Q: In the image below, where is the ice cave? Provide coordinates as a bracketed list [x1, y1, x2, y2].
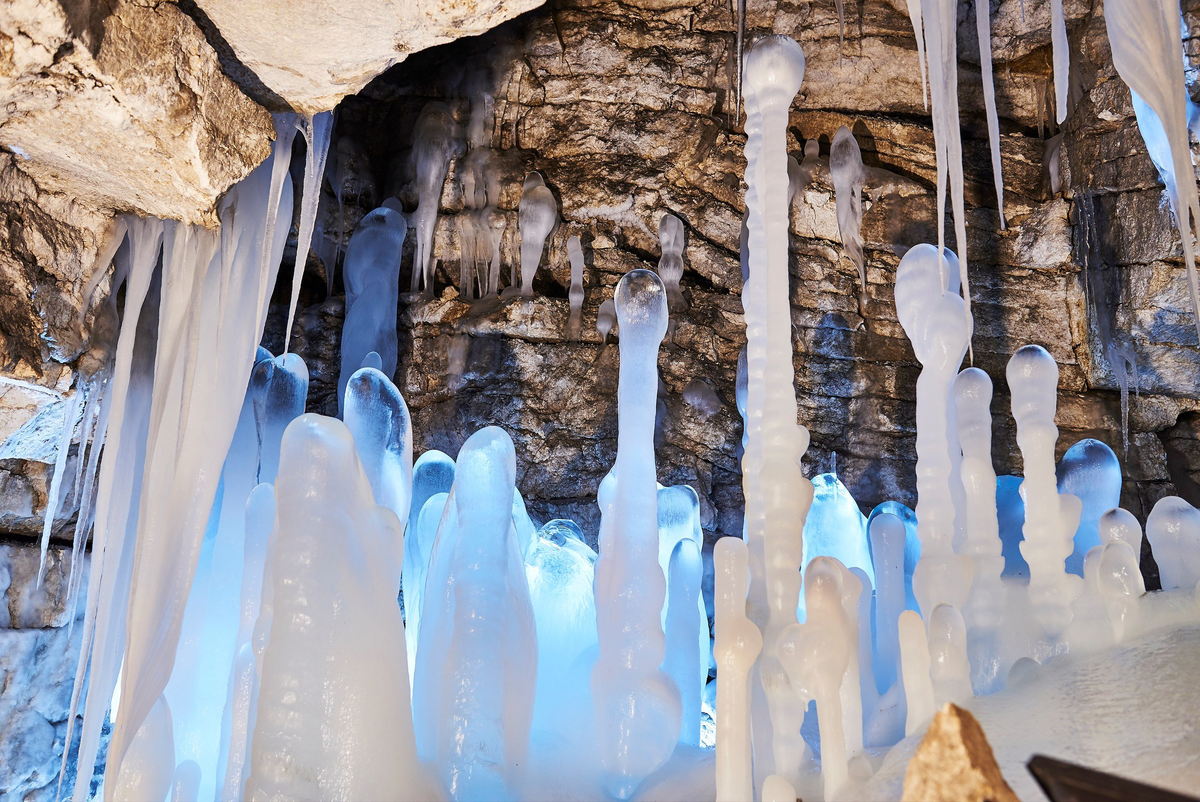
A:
[1, 0, 1200, 800]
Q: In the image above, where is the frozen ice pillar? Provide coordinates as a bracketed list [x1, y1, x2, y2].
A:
[245, 414, 427, 801]
[344, 366, 414, 526]
[1146, 496, 1200, 590]
[1056, 438, 1122, 576]
[592, 268, 680, 799]
[518, 172, 557, 297]
[714, 536, 761, 802]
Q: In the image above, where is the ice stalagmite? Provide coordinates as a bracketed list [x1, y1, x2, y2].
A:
[1146, 496, 1200, 590]
[250, 353, 309, 485]
[415, 427, 536, 801]
[714, 536, 761, 802]
[663, 537, 704, 746]
[975, 0, 1006, 226]
[1104, 0, 1200, 338]
[518, 172, 558, 297]
[592, 269, 680, 799]
[337, 207, 407, 416]
[597, 299, 616, 345]
[898, 609, 935, 734]
[800, 473, 874, 588]
[403, 450, 455, 680]
[284, 112, 334, 354]
[1056, 439, 1122, 575]
[896, 245, 973, 615]
[567, 235, 586, 339]
[829, 126, 868, 316]
[870, 512, 907, 695]
[740, 35, 810, 788]
[927, 603, 972, 706]
[245, 415, 427, 801]
[111, 694, 175, 801]
[345, 367, 413, 525]
[1008, 345, 1082, 638]
[658, 212, 687, 312]
[1099, 507, 1143, 556]
[410, 102, 464, 297]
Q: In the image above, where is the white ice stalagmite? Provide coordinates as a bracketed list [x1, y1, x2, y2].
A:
[1097, 540, 1145, 641]
[246, 414, 427, 801]
[410, 102, 464, 297]
[111, 694, 175, 802]
[713, 536, 761, 802]
[567, 235, 586, 339]
[829, 125, 868, 316]
[1099, 507, 1143, 556]
[740, 35, 810, 787]
[870, 512, 907, 695]
[975, 0, 1006, 227]
[597, 298, 616, 346]
[518, 172, 558, 297]
[1146, 496, 1200, 590]
[414, 427, 536, 801]
[896, 245, 973, 615]
[898, 609, 935, 735]
[777, 557, 853, 801]
[1104, 0, 1200, 338]
[663, 537, 704, 746]
[1008, 344, 1083, 639]
[1056, 438, 1122, 575]
[250, 353, 309, 486]
[403, 451, 456, 680]
[284, 111, 334, 355]
[170, 760, 200, 802]
[592, 269, 680, 798]
[658, 212, 687, 312]
[336, 206, 407, 416]
[344, 367, 413, 525]
[927, 603, 973, 707]
[836, 563, 868, 763]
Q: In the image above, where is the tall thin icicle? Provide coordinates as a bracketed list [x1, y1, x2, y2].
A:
[284, 111, 334, 355]
[976, 0, 1006, 228]
[905, 0, 929, 111]
[37, 389, 82, 584]
[1051, 0, 1069, 124]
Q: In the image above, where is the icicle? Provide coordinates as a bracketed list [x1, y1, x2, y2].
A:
[410, 102, 464, 297]
[37, 388, 82, 585]
[1051, 0, 1069, 124]
[976, 0, 1007, 228]
[904, 0, 929, 111]
[517, 172, 558, 298]
[829, 126, 868, 316]
[283, 111, 334, 355]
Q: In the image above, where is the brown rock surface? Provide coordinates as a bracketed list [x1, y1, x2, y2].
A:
[902, 702, 1019, 802]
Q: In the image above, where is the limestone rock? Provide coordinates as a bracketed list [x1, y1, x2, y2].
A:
[0, 0, 273, 225]
[190, 0, 547, 113]
[902, 703, 1019, 802]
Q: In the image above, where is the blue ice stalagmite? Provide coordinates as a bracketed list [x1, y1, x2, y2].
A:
[664, 537, 704, 746]
[344, 367, 413, 526]
[403, 451, 455, 681]
[829, 126, 868, 316]
[336, 207, 407, 416]
[250, 353, 310, 485]
[246, 414, 428, 801]
[869, 512, 906, 696]
[413, 427, 536, 801]
[1056, 438, 1122, 576]
[410, 102, 464, 297]
[800, 473, 874, 596]
[868, 500, 921, 612]
[170, 760, 200, 802]
[592, 269, 680, 799]
[518, 172, 558, 298]
[1146, 496, 1200, 590]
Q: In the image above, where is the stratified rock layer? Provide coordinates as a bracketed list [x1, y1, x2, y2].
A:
[901, 703, 1019, 802]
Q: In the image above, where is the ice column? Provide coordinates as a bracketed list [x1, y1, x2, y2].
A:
[344, 367, 413, 527]
[1146, 496, 1200, 590]
[567, 235, 586, 339]
[663, 537, 704, 746]
[1008, 345, 1083, 637]
[740, 34, 811, 784]
[517, 172, 557, 297]
[714, 537, 761, 802]
[829, 125, 868, 316]
[896, 245, 973, 614]
[869, 512, 907, 694]
[898, 609, 935, 735]
[1057, 439, 1122, 575]
[337, 207, 407, 416]
[403, 450, 455, 678]
[658, 213, 687, 312]
[591, 269, 680, 799]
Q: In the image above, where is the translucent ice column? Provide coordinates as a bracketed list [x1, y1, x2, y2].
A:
[740, 34, 810, 784]
[403, 450, 455, 678]
[1008, 345, 1083, 637]
[337, 207, 407, 416]
[869, 512, 907, 694]
[1056, 438, 1122, 575]
[896, 245, 973, 614]
[344, 367, 413, 527]
[657, 212, 687, 312]
[518, 172, 558, 297]
[663, 537, 704, 746]
[414, 427, 536, 801]
[1099, 507, 1143, 556]
[1146, 496, 1200, 590]
[714, 537, 761, 802]
[245, 414, 426, 801]
[591, 269, 680, 799]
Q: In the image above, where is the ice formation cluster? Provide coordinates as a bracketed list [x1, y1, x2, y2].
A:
[33, 12, 1200, 802]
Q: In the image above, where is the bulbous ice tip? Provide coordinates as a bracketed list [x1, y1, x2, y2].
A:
[743, 35, 806, 106]
[1006, 344, 1058, 406]
[523, 171, 546, 191]
[614, 268, 668, 341]
[1099, 507, 1142, 547]
[279, 413, 358, 479]
[869, 511, 906, 545]
[954, 366, 992, 407]
[803, 555, 844, 608]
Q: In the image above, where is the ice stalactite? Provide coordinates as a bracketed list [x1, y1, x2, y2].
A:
[740, 35, 810, 792]
[37, 385, 82, 584]
[597, 298, 616, 346]
[410, 102, 465, 297]
[797, 139, 822, 192]
[976, 0, 1006, 227]
[713, 536, 760, 802]
[1146, 496, 1200, 590]
[918, 0, 973, 330]
[1104, 0, 1200, 339]
[336, 206, 407, 416]
[111, 694, 175, 802]
[1056, 439, 1122, 576]
[414, 427, 536, 801]
[403, 450, 456, 682]
[830, 126, 868, 317]
[245, 415, 428, 801]
[284, 112, 333, 355]
[567, 235, 586, 338]
[904, 0, 929, 110]
[517, 172, 558, 298]
[895, 245, 973, 615]
[658, 212, 687, 312]
[1008, 345, 1082, 639]
[344, 367, 413, 524]
[591, 269, 679, 799]
[1051, 0, 1069, 124]
[460, 80, 501, 301]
